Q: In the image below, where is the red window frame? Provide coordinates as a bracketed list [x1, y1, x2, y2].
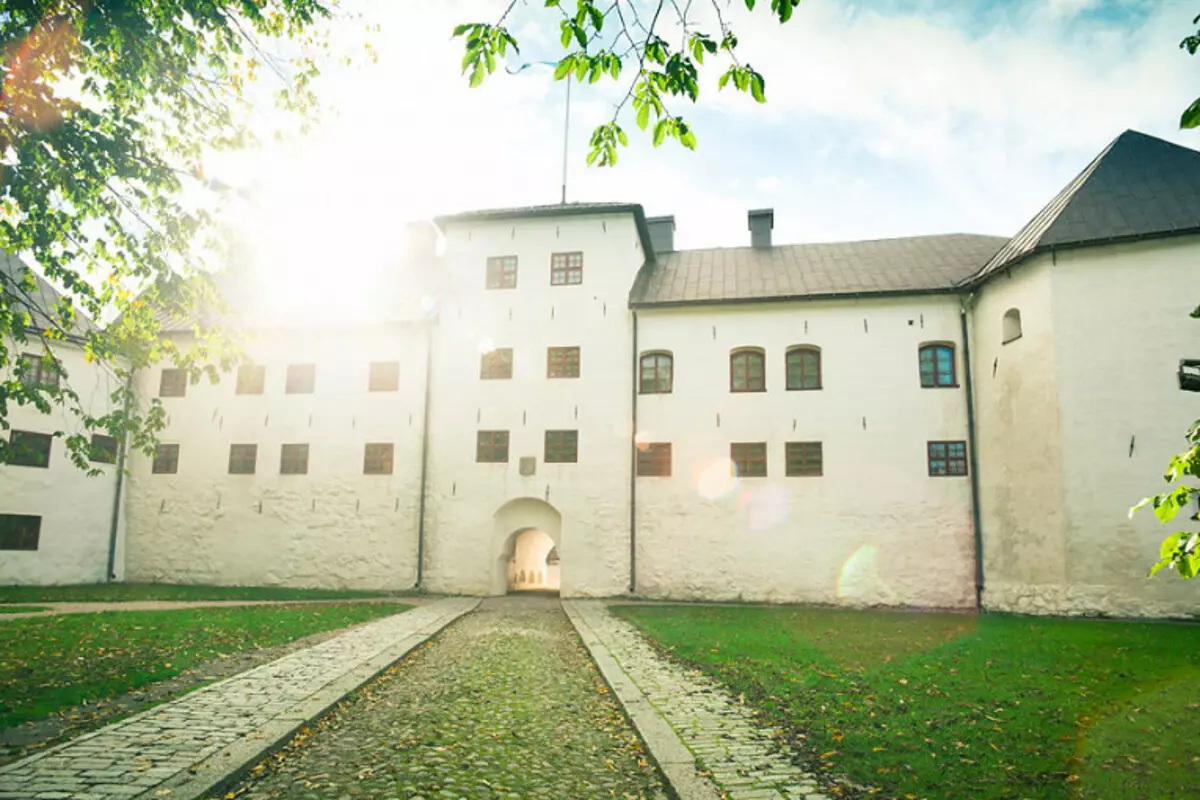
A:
[481, 348, 514, 380]
[785, 441, 823, 476]
[550, 251, 583, 285]
[731, 442, 767, 477]
[486, 256, 518, 289]
[919, 344, 957, 388]
[476, 430, 510, 463]
[228, 444, 257, 475]
[545, 430, 578, 463]
[786, 347, 822, 390]
[363, 443, 394, 475]
[927, 440, 968, 476]
[636, 443, 672, 476]
[547, 346, 580, 379]
[730, 349, 766, 392]
[639, 352, 673, 394]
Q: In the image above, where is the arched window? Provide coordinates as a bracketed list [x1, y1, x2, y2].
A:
[786, 346, 822, 390]
[730, 348, 766, 392]
[639, 351, 673, 394]
[1003, 308, 1023, 344]
[918, 343, 957, 388]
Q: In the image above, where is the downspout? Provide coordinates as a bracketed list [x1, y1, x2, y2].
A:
[105, 372, 133, 582]
[959, 295, 985, 610]
[415, 319, 434, 591]
[629, 309, 639, 594]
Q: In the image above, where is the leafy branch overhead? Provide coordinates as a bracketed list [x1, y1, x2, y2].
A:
[454, 0, 799, 166]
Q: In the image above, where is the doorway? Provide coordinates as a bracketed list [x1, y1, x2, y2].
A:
[506, 528, 561, 593]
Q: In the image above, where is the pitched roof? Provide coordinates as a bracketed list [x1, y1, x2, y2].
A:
[0, 252, 96, 338]
[970, 130, 1200, 281]
[630, 233, 1007, 307]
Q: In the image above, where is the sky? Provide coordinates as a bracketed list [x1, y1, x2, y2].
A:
[209, 0, 1200, 264]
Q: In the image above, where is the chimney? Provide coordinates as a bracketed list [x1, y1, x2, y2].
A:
[748, 208, 774, 249]
[646, 215, 676, 254]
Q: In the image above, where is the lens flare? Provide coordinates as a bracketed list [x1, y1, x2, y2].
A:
[695, 458, 737, 500]
[737, 484, 789, 531]
[478, 338, 495, 354]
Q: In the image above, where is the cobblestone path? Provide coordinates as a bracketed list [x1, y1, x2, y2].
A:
[223, 595, 665, 800]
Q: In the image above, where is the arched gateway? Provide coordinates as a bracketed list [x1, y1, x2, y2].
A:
[493, 498, 562, 595]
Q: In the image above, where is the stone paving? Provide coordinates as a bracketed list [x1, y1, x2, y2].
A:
[566, 600, 836, 800]
[221, 595, 666, 799]
[0, 597, 476, 800]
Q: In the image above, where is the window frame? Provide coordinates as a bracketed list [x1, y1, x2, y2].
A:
[228, 444, 258, 475]
[0, 514, 40, 551]
[1002, 308, 1023, 345]
[730, 348, 766, 393]
[918, 343, 957, 388]
[368, 361, 400, 392]
[730, 442, 768, 478]
[152, 443, 180, 475]
[285, 364, 316, 395]
[159, 368, 187, 398]
[544, 430, 579, 464]
[480, 348, 514, 380]
[550, 251, 584, 286]
[7, 430, 52, 468]
[639, 351, 673, 394]
[19, 352, 60, 390]
[280, 443, 309, 475]
[236, 364, 266, 395]
[927, 440, 968, 477]
[89, 434, 119, 465]
[486, 255, 519, 289]
[476, 430, 510, 463]
[785, 441, 823, 477]
[785, 346, 822, 391]
[363, 443, 395, 475]
[636, 442, 672, 476]
[547, 346, 581, 379]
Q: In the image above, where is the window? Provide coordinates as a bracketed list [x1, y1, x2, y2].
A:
[90, 434, 119, 465]
[486, 256, 518, 289]
[363, 443, 394, 475]
[19, 352, 59, 390]
[476, 430, 510, 463]
[7, 431, 51, 468]
[547, 346, 580, 379]
[918, 344, 956, 388]
[928, 441, 968, 476]
[731, 442, 767, 477]
[730, 348, 766, 392]
[550, 251, 583, 285]
[1003, 309, 1023, 344]
[637, 443, 672, 476]
[481, 348, 514, 380]
[236, 365, 265, 395]
[228, 444, 257, 475]
[280, 444, 309, 475]
[159, 368, 187, 397]
[786, 346, 822, 391]
[152, 443, 179, 474]
[639, 352, 673, 394]
[786, 442, 823, 477]
[0, 514, 40, 551]
[369, 361, 400, 392]
[545, 430, 578, 463]
[286, 364, 316, 394]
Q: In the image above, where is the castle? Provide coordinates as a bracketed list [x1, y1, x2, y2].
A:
[4, 129, 1200, 618]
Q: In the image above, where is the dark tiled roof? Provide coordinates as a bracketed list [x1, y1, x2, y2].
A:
[1, 252, 96, 337]
[971, 130, 1200, 281]
[630, 234, 1006, 307]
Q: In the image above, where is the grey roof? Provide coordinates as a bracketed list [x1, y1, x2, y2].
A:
[1, 252, 96, 338]
[971, 130, 1200, 281]
[630, 233, 1007, 307]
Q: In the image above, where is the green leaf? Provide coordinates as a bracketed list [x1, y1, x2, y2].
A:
[1182, 98, 1200, 130]
[452, 23, 476, 37]
[745, 0, 757, 9]
[560, 21, 573, 48]
[718, 68, 732, 90]
[636, 102, 651, 131]
[554, 55, 576, 80]
[1149, 558, 1172, 577]
[1160, 532, 1187, 559]
[680, 127, 697, 150]
[587, 4, 604, 32]
[652, 118, 668, 147]
[589, 62, 602, 83]
[616, 126, 629, 146]
[750, 71, 766, 102]
[469, 58, 486, 88]
[573, 23, 587, 49]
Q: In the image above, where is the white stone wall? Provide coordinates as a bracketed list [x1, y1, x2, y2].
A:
[0, 339, 126, 585]
[123, 323, 428, 590]
[421, 212, 641, 598]
[634, 297, 977, 608]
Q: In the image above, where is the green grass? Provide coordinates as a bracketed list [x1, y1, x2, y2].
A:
[612, 605, 1200, 800]
[0, 583, 398, 604]
[0, 603, 408, 728]
[0, 606, 48, 614]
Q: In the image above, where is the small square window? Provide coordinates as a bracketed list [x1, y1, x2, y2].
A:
[476, 431, 510, 463]
[731, 442, 767, 478]
[159, 368, 187, 398]
[928, 440, 968, 477]
[550, 252, 583, 285]
[0, 514, 40, 551]
[369, 361, 400, 392]
[286, 364, 316, 395]
[236, 364, 266, 395]
[7, 430, 52, 468]
[152, 443, 179, 475]
[637, 443, 672, 477]
[280, 443, 309, 475]
[547, 347, 580, 379]
[785, 441, 823, 477]
[228, 444, 257, 475]
[90, 434, 119, 465]
[364, 443, 394, 475]
[486, 256, 518, 289]
[545, 430, 578, 463]
[481, 348, 514, 380]
[19, 352, 60, 390]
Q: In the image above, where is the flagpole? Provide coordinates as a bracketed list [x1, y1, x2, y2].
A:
[507, 60, 572, 205]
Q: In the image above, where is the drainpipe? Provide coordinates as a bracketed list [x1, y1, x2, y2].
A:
[959, 295, 985, 610]
[629, 310, 639, 594]
[105, 372, 133, 582]
[415, 319, 434, 591]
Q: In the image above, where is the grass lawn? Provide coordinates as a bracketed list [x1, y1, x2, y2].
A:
[0, 583, 398, 604]
[612, 605, 1200, 800]
[0, 603, 407, 728]
[0, 607, 48, 614]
